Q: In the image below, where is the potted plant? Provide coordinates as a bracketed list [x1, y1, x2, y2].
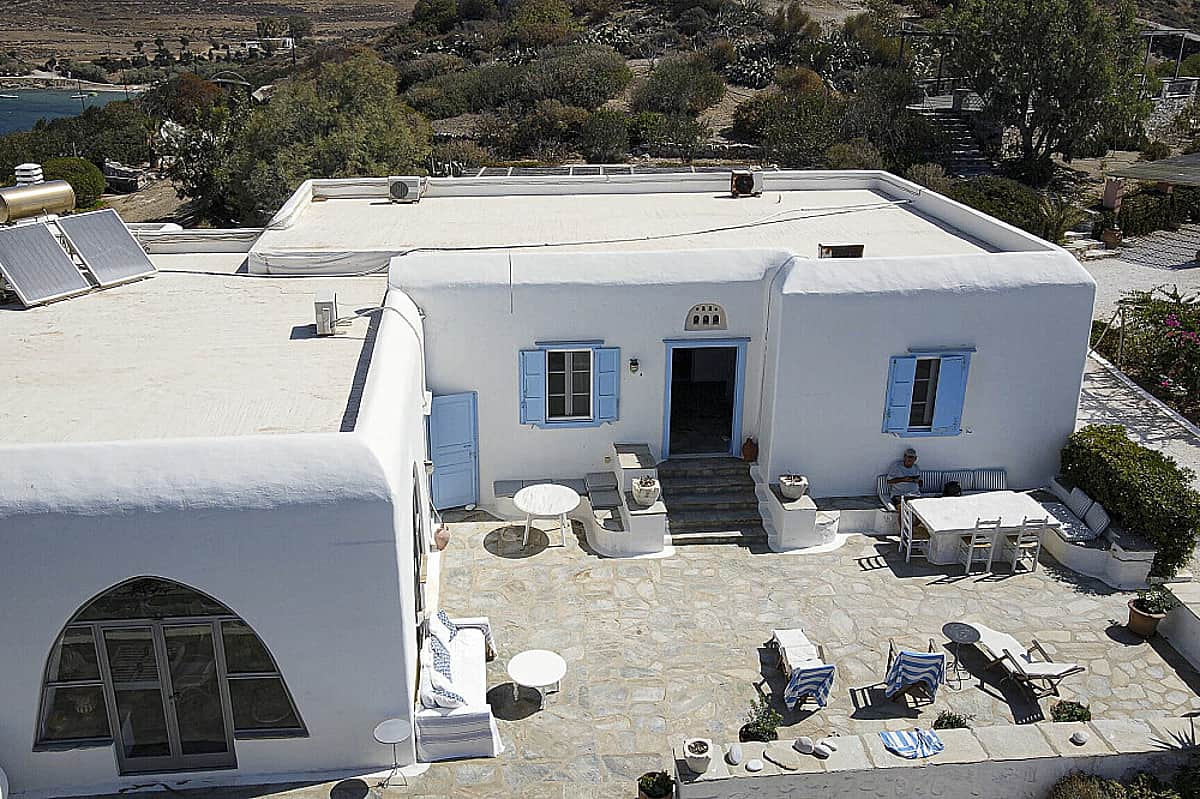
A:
[1049, 700, 1091, 723]
[932, 710, 972, 730]
[632, 475, 661, 506]
[739, 696, 782, 742]
[683, 738, 712, 774]
[778, 474, 809, 500]
[1127, 587, 1177, 638]
[637, 770, 674, 799]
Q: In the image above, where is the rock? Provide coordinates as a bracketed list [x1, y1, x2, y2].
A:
[793, 735, 814, 754]
[746, 758, 763, 773]
[765, 742, 802, 771]
[1070, 730, 1090, 746]
[820, 737, 839, 751]
[726, 743, 743, 765]
[812, 743, 832, 759]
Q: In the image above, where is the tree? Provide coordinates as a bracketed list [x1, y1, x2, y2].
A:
[179, 36, 191, 51]
[412, 0, 460, 34]
[211, 51, 432, 223]
[507, 0, 580, 49]
[948, 0, 1145, 181]
[630, 56, 725, 115]
[42, 157, 106, 207]
[286, 14, 314, 43]
[139, 73, 225, 126]
[256, 17, 287, 38]
[581, 109, 629, 162]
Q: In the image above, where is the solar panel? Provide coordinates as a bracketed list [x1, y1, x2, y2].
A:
[0, 223, 92, 307]
[58, 209, 156, 287]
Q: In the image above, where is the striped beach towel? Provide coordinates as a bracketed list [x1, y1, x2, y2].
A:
[783, 664, 837, 709]
[884, 650, 945, 700]
[879, 729, 945, 759]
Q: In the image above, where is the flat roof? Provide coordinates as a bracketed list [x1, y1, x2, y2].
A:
[0, 253, 385, 445]
[254, 186, 997, 261]
[1108, 152, 1200, 186]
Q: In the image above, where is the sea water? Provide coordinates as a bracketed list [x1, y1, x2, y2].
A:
[0, 89, 131, 136]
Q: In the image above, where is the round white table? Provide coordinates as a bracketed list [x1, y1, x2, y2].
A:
[513, 483, 580, 548]
[372, 717, 412, 787]
[507, 649, 567, 710]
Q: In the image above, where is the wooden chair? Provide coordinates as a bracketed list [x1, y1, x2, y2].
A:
[1000, 516, 1046, 573]
[958, 517, 1001, 574]
[899, 500, 930, 562]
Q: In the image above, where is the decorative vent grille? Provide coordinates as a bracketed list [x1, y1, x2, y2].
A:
[685, 303, 727, 331]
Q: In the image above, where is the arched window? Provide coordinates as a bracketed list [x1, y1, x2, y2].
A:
[685, 303, 727, 331]
[36, 577, 305, 774]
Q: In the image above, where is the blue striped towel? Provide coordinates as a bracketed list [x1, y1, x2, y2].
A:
[783, 664, 837, 709]
[879, 729, 944, 759]
[884, 650, 945, 700]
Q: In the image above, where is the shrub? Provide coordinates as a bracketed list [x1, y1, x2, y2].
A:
[1061, 425, 1200, 578]
[580, 108, 629, 162]
[630, 55, 725, 115]
[824, 137, 883, 169]
[1050, 700, 1092, 723]
[638, 771, 674, 799]
[932, 710, 972, 729]
[1134, 586, 1178, 615]
[947, 176, 1044, 237]
[412, 0, 460, 34]
[396, 53, 466, 90]
[1047, 772, 1127, 799]
[43, 157, 105, 207]
[459, 0, 499, 20]
[760, 91, 841, 167]
[741, 696, 782, 741]
[775, 66, 826, 96]
[1140, 140, 1171, 161]
[508, 0, 580, 49]
[1117, 191, 1181, 237]
[432, 139, 493, 170]
[522, 44, 631, 110]
[1124, 772, 1181, 799]
[641, 114, 710, 161]
[904, 162, 954, 194]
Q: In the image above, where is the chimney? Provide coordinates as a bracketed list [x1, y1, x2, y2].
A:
[15, 163, 44, 187]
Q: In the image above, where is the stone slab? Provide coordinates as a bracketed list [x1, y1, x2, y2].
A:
[922, 727, 989, 765]
[1169, 581, 1200, 608]
[585, 472, 617, 490]
[1038, 722, 1115, 757]
[815, 735, 872, 772]
[1147, 717, 1200, 750]
[1091, 719, 1159, 754]
[862, 732, 934, 769]
[588, 489, 621, 510]
[614, 443, 655, 469]
[974, 723, 1057, 761]
[769, 485, 818, 511]
[673, 746, 731, 783]
[767, 741, 825, 774]
[625, 491, 667, 515]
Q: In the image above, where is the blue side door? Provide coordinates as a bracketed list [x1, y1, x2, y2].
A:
[429, 392, 479, 510]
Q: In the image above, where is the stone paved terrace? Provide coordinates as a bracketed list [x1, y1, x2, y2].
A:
[401, 517, 1200, 796]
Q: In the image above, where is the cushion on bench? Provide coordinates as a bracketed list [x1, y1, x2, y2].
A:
[1084, 502, 1110, 537]
[1065, 487, 1094, 520]
[1042, 501, 1100, 543]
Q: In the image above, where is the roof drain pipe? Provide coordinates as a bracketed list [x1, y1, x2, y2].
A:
[754, 254, 798, 473]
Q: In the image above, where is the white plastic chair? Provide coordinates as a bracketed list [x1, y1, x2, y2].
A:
[958, 517, 1001, 574]
[1000, 516, 1046, 573]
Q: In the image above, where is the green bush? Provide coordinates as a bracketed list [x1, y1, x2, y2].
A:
[1061, 425, 1200, 578]
[412, 0, 460, 33]
[580, 108, 629, 162]
[507, 0, 580, 49]
[824, 137, 883, 169]
[1117, 191, 1181, 237]
[1124, 772, 1181, 799]
[1047, 772, 1127, 799]
[904, 162, 954, 194]
[948, 176, 1044, 236]
[932, 710, 971, 729]
[629, 55, 725, 115]
[1049, 700, 1091, 723]
[522, 44, 631, 110]
[43, 156, 106, 207]
[1140, 140, 1171, 161]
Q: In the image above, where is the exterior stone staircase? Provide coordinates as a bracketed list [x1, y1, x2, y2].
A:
[916, 109, 993, 178]
[657, 457, 767, 546]
[1062, 230, 1121, 262]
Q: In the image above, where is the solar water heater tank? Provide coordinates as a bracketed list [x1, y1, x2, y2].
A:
[0, 181, 76, 224]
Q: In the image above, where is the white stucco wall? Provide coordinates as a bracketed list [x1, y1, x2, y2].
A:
[391, 249, 789, 505]
[0, 297, 432, 798]
[761, 250, 1095, 495]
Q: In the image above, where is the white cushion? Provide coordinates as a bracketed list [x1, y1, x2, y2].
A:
[1065, 487, 1094, 520]
[969, 623, 1028, 662]
[447, 628, 487, 707]
[1042, 502, 1100, 543]
[1084, 503, 1110, 536]
[1049, 477, 1072, 504]
[1018, 659, 1081, 678]
[428, 670, 467, 708]
[429, 612, 456, 646]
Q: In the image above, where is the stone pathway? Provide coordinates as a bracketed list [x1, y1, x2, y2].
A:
[1119, 224, 1200, 272]
[402, 518, 1200, 797]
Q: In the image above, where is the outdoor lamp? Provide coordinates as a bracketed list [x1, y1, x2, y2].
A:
[629, 358, 639, 374]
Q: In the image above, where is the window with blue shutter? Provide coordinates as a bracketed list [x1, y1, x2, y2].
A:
[520, 343, 620, 428]
[881, 351, 971, 437]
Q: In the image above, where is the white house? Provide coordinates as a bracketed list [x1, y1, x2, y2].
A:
[0, 169, 1095, 797]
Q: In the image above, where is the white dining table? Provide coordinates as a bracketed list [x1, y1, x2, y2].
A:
[513, 483, 580, 547]
[904, 491, 1059, 566]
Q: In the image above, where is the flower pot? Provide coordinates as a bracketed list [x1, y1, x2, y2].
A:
[632, 480, 661, 506]
[1127, 598, 1167, 638]
[637, 771, 674, 799]
[684, 738, 712, 774]
[434, 525, 451, 552]
[779, 475, 809, 500]
[739, 723, 777, 743]
[741, 437, 759, 462]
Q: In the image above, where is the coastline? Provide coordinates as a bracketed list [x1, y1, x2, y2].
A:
[0, 75, 147, 93]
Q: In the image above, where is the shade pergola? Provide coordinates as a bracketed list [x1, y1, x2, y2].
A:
[1107, 152, 1200, 187]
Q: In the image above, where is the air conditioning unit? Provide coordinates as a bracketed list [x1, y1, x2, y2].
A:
[730, 170, 763, 198]
[315, 290, 338, 336]
[388, 176, 422, 204]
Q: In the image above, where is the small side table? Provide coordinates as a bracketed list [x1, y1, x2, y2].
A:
[372, 717, 412, 788]
[507, 649, 567, 710]
[942, 621, 981, 691]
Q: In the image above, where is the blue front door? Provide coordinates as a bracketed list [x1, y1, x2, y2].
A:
[429, 392, 479, 510]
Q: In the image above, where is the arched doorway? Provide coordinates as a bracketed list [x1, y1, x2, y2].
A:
[36, 578, 305, 775]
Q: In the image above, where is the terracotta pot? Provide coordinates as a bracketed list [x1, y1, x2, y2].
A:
[741, 437, 759, 463]
[739, 723, 777, 743]
[1127, 599, 1166, 638]
[637, 772, 674, 799]
[434, 525, 451, 552]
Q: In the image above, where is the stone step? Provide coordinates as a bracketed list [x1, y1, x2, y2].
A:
[656, 457, 750, 479]
[1063, 230, 1092, 241]
[1079, 248, 1120, 261]
[668, 509, 765, 533]
[661, 492, 760, 511]
[658, 474, 755, 493]
[670, 526, 768, 546]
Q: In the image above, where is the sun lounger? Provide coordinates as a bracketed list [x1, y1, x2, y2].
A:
[884, 638, 944, 704]
[966, 621, 1084, 698]
[770, 628, 837, 709]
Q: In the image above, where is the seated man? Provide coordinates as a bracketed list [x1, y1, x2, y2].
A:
[887, 448, 923, 509]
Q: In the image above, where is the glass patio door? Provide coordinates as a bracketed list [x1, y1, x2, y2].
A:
[100, 623, 236, 774]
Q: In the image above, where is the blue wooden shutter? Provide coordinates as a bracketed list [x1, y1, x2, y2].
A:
[930, 354, 969, 435]
[519, 349, 546, 425]
[882, 356, 918, 434]
[595, 347, 620, 422]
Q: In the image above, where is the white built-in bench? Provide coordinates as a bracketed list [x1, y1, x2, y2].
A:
[1038, 477, 1155, 590]
[1161, 583, 1200, 674]
[582, 443, 668, 558]
[875, 467, 1008, 511]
